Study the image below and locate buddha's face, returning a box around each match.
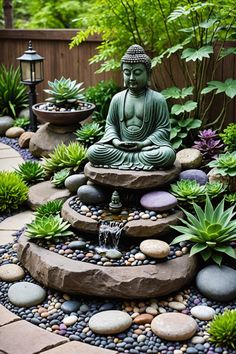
[122,63,149,91]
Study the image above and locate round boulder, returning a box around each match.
[89,310,132,335]
[196,265,236,301]
[8,281,46,307]
[77,184,107,205]
[65,173,88,193]
[176,148,202,169]
[5,126,25,138]
[0,264,25,282]
[140,239,170,259]
[0,116,14,136]
[180,169,208,185]
[140,191,177,211]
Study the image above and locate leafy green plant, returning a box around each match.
[13,117,30,129]
[169,116,201,150]
[51,168,71,188]
[34,200,64,219]
[85,80,119,126]
[171,196,236,266]
[44,77,85,107]
[205,181,227,197]
[75,122,104,147]
[170,179,205,204]
[208,152,236,176]
[225,192,236,205]
[25,215,74,239]
[0,65,28,117]
[207,310,236,349]
[15,161,46,185]
[42,142,87,175]
[0,171,29,212]
[219,123,236,153]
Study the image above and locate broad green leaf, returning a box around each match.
[199,19,219,29]
[190,243,208,256]
[202,79,236,98]
[219,47,236,59]
[166,44,184,58]
[181,46,213,62]
[171,101,197,115]
[161,87,181,99]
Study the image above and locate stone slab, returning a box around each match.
[28,180,71,210]
[0,156,24,171]
[0,230,15,245]
[0,143,11,150]
[42,341,117,354]
[0,320,68,354]
[84,161,181,190]
[0,211,34,231]
[0,149,22,158]
[0,304,20,326]
[17,234,198,299]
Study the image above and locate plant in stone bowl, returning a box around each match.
[75,122,104,147]
[15,161,46,185]
[170,179,205,205]
[51,168,71,188]
[171,196,236,266]
[207,309,236,349]
[42,142,87,175]
[32,77,95,126]
[25,215,74,240]
[34,200,64,219]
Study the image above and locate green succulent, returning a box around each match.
[0,171,29,212]
[34,200,64,219]
[208,152,236,176]
[13,117,30,128]
[219,123,236,153]
[170,179,205,204]
[171,196,236,266]
[25,215,74,239]
[44,77,85,107]
[205,181,227,197]
[225,192,236,205]
[75,122,104,146]
[15,161,46,185]
[207,310,236,349]
[41,142,87,175]
[51,168,71,188]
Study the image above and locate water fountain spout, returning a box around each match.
[98,220,124,251]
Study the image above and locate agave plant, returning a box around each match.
[170,179,205,204]
[25,215,74,239]
[41,142,87,175]
[0,171,28,212]
[44,77,85,107]
[75,122,104,146]
[205,181,227,197]
[207,310,236,349]
[15,161,46,185]
[171,196,236,266]
[208,152,236,176]
[51,168,71,188]
[34,200,64,219]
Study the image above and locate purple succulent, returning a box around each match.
[193,129,224,160]
[198,129,218,140]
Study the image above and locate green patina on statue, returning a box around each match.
[87,44,175,170]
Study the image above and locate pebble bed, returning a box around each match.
[38,102,93,112]
[0,136,37,161]
[0,231,235,354]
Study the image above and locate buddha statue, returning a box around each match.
[87,44,176,171]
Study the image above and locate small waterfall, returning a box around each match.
[98,221,124,250]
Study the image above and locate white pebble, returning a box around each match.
[63,315,78,326]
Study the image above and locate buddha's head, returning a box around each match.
[121,45,151,91]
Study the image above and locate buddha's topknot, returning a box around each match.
[121,44,151,72]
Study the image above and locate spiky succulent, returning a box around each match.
[13,117,30,128]
[25,215,74,239]
[205,181,227,197]
[171,196,236,266]
[0,171,28,212]
[193,129,224,160]
[170,179,205,204]
[75,122,104,146]
[15,161,46,185]
[208,152,236,176]
[44,77,85,107]
[207,310,236,349]
[219,123,236,153]
[41,142,87,175]
[34,200,64,219]
[225,192,236,205]
[51,168,71,188]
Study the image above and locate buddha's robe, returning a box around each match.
[87,88,175,170]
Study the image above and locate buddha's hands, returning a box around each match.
[112,139,150,151]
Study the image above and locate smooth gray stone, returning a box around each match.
[140,190,177,211]
[0,116,14,136]
[61,300,81,313]
[65,174,87,193]
[68,240,87,250]
[77,184,108,205]
[180,169,208,185]
[8,281,46,307]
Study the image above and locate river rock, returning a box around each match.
[190,305,215,320]
[0,264,25,282]
[133,314,154,324]
[88,310,132,334]
[5,127,25,138]
[105,249,122,259]
[8,281,46,307]
[196,265,236,301]
[180,169,208,185]
[176,148,202,169]
[140,239,170,259]
[18,131,35,148]
[61,300,81,314]
[151,313,197,341]
[77,184,108,205]
[168,301,186,311]
[67,240,87,250]
[140,191,177,211]
[0,116,14,136]
[62,315,78,326]
[64,174,88,193]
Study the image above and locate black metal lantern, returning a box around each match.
[17,41,44,131]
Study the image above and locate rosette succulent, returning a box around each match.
[193,129,224,160]
[75,122,104,146]
[170,179,205,204]
[34,200,64,219]
[225,192,236,205]
[205,181,227,197]
[207,310,236,349]
[51,168,71,188]
[208,152,236,176]
[171,196,236,266]
[15,161,46,185]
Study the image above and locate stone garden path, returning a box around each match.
[0,143,117,354]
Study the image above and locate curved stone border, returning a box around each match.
[84,162,181,189]
[17,234,198,299]
[62,197,183,238]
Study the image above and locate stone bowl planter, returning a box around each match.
[32,102,95,126]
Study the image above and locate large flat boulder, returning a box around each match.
[17,234,198,299]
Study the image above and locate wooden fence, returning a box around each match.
[0,29,235,126]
